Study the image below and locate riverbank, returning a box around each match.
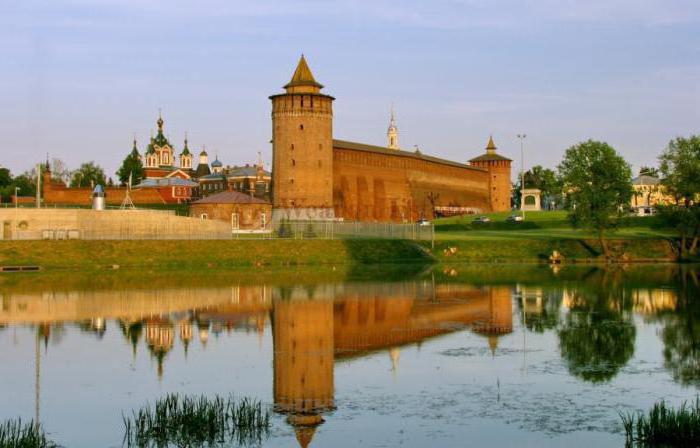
[0,235,679,272]
[429,237,675,263]
[0,239,433,271]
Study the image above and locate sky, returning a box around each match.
[1,0,699,179]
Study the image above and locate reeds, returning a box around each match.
[620,397,700,447]
[122,393,271,447]
[0,419,57,448]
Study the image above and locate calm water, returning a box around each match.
[1,264,699,447]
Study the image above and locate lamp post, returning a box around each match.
[15,187,19,208]
[517,134,527,220]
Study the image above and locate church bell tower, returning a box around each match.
[270,55,335,220]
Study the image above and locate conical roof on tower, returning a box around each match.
[486,135,497,152]
[468,135,512,163]
[284,55,323,89]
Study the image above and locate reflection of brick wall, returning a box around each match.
[332,147,492,221]
[189,203,272,230]
[43,177,165,205]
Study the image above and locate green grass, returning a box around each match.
[123,393,270,447]
[0,419,56,448]
[0,239,433,271]
[435,210,667,233]
[426,237,675,263]
[621,398,700,447]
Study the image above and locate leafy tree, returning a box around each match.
[70,162,106,188]
[657,136,700,258]
[658,135,700,205]
[638,166,659,178]
[514,165,562,209]
[558,140,633,258]
[116,145,144,186]
[0,167,11,188]
[11,174,36,197]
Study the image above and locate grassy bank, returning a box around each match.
[0,239,433,271]
[426,237,675,263]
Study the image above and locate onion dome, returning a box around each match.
[211,157,223,168]
[180,135,191,156]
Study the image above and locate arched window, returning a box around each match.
[524,195,536,205]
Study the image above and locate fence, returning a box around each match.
[258,220,434,245]
[0,209,434,245]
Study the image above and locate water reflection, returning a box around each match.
[1,265,699,446]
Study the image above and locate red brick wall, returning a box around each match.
[332,147,492,222]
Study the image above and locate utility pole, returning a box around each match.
[36,163,41,208]
[517,134,527,220]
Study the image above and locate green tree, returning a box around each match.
[558,140,633,258]
[638,166,659,178]
[515,165,562,209]
[11,174,36,197]
[659,136,700,205]
[0,167,11,187]
[70,162,106,188]
[116,144,144,186]
[657,136,700,258]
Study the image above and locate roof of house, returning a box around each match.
[198,173,226,181]
[227,165,270,178]
[194,163,211,178]
[332,139,487,172]
[136,178,198,188]
[632,174,660,186]
[192,191,270,205]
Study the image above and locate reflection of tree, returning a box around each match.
[558,269,636,383]
[660,267,700,386]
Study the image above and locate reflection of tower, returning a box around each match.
[145,319,174,379]
[272,296,335,448]
[179,319,193,357]
[389,346,400,380]
[473,286,513,354]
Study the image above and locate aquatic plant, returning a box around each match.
[0,419,57,448]
[621,397,700,447]
[122,393,271,447]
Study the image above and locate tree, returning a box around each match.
[558,140,633,258]
[0,168,11,188]
[638,166,659,178]
[515,165,562,210]
[116,146,144,186]
[70,162,106,188]
[657,135,700,258]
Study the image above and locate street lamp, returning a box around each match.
[517,134,527,220]
[14,187,19,208]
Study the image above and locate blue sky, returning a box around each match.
[1,0,698,178]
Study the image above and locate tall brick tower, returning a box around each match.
[469,136,512,212]
[270,55,335,220]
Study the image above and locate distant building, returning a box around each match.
[190,191,272,230]
[631,174,673,213]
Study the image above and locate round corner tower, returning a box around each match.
[270,55,335,220]
[469,136,512,212]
